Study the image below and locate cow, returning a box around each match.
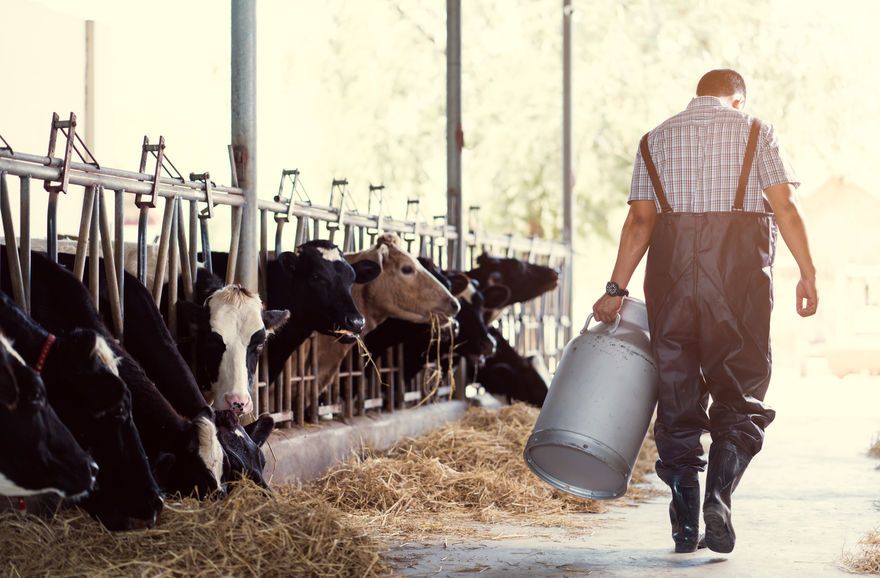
[465,253,558,322]
[10,252,225,501]
[208,239,381,382]
[309,234,460,395]
[365,260,511,382]
[0,332,96,499]
[175,270,289,415]
[0,286,163,531]
[59,255,276,491]
[214,409,274,489]
[473,327,549,407]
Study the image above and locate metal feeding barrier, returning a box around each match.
[0,113,570,429]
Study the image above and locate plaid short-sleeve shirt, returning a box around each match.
[629,96,799,213]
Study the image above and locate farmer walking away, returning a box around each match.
[592,69,819,554]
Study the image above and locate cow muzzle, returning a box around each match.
[222,393,253,416]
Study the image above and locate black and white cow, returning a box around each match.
[213,409,274,489]
[14,252,225,501]
[474,327,549,407]
[0,286,163,531]
[465,253,558,322]
[176,270,289,415]
[0,332,96,499]
[365,259,510,382]
[63,256,276,491]
[209,240,381,381]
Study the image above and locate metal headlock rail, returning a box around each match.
[0,113,570,427]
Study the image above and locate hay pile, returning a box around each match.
[843,530,880,574]
[0,482,386,578]
[869,435,880,458]
[314,404,659,537]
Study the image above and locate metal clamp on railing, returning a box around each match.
[189,172,215,219]
[326,178,352,242]
[402,198,420,248]
[44,112,99,195]
[274,169,306,224]
[0,133,13,154]
[367,183,385,236]
[135,136,166,209]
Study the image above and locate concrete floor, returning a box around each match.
[389,373,880,577]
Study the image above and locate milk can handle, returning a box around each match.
[581,313,621,335]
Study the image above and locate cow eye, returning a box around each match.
[401,265,415,275]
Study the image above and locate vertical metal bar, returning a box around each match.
[88,188,100,308]
[562,0,574,344]
[73,186,97,282]
[168,199,179,338]
[200,217,213,275]
[226,206,242,285]
[46,191,59,263]
[231,0,258,292]
[259,209,268,298]
[85,20,96,151]
[137,206,149,285]
[0,173,26,310]
[188,200,197,280]
[176,205,193,302]
[114,189,124,327]
[446,0,465,273]
[150,197,175,305]
[19,176,30,313]
[99,190,124,338]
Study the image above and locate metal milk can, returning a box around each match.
[524,297,658,500]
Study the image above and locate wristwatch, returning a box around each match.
[605,281,629,297]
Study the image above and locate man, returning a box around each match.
[592,69,817,554]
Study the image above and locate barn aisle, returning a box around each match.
[390,374,880,577]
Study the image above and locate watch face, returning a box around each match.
[606,281,618,295]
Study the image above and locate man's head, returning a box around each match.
[696,69,746,110]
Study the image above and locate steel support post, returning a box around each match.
[231,0,258,291]
[446,0,464,272]
[562,0,574,341]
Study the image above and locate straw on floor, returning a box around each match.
[314,403,659,537]
[0,482,387,578]
[843,529,880,574]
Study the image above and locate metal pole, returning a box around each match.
[85,20,96,151]
[562,0,574,341]
[446,0,464,272]
[231,0,258,291]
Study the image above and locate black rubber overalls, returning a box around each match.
[640,119,777,482]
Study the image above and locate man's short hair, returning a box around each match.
[696,69,746,100]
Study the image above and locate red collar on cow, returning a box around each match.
[35,334,56,375]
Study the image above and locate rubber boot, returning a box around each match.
[668,474,703,553]
[703,442,750,553]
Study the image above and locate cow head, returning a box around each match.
[352,234,460,326]
[47,329,165,531]
[152,408,225,499]
[467,253,557,319]
[181,270,289,416]
[275,240,380,343]
[448,276,511,361]
[214,410,274,490]
[0,334,96,499]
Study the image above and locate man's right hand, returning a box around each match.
[796,276,818,317]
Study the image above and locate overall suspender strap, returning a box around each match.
[732,119,763,211]
[639,133,673,213]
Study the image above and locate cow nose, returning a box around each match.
[223,393,253,416]
[88,460,100,486]
[448,298,461,315]
[345,315,366,334]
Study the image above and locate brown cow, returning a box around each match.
[306,233,460,394]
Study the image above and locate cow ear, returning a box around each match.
[262,309,290,334]
[277,251,299,273]
[448,273,471,297]
[352,260,381,284]
[244,414,274,447]
[476,253,494,267]
[178,300,209,328]
[482,285,511,309]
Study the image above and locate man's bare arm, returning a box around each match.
[764,183,818,317]
[592,201,657,323]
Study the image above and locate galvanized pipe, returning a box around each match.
[19,176,31,313]
[99,190,124,338]
[177,206,193,302]
[188,200,198,284]
[200,216,213,276]
[226,206,242,285]
[168,198,179,338]
[46,191,58,263]
[72,186,97,282]
[151,197,176,305]
[446,0,465,272]
[231,0,258,292]
[562,0,574,343]
[0,173,26,310]
[114,189,124,327]
[88,188,100,308]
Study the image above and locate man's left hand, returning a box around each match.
[592,294,623,324]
